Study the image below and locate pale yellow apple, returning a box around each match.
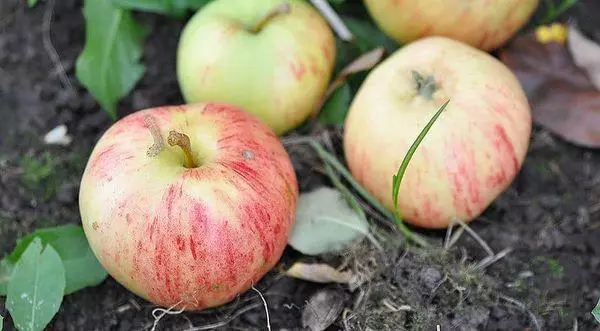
[363,0,540,51]
[343,37,532,229]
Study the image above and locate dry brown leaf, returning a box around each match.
[500,32,600,148]
[311,47,385,118]
[284,262,353,284]
[567,23,600,90]
[301,289,345,331]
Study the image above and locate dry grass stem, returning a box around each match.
[251,285,272,331]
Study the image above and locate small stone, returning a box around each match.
[57,182,78,204]
[419,267,442,290]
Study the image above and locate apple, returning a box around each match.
[363,0,540,51]
[78,103,298,310]
[343,37,532,229]
[176,0,336,135]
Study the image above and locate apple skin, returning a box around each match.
[343,37,532,229]
[363,0,539,51]
[78,103,298,310]
[176,0,336,135]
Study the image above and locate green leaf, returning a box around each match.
[112,0,213,17]
[6,238,66,331]
[75,0,147,119]
[27,0,39,8]
[1,225,107,296]
[0,259,14,295]
[289,186,371,255]
[593,297,600,323]
[342,16,399,53]
[317,83,351,125]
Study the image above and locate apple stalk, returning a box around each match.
[412,71,438,100]
[167,130,198,168]
[250,2,291,33]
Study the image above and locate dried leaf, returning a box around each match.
[567,23,600,90]
[312,47,385,118]
[302,289,345,331]
[285,262,352,284]
[500,32,600,148]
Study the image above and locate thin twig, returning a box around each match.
[499,294,541,331]
[184,303,263,331]
[475,248,513,270]
[454,218,494,256]
[42,0,76,95]
[309,0,353,41]
[251,285,271,331]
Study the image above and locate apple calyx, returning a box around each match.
[167,130,198,168]
[411,70,438,100]
[249,2,291,33]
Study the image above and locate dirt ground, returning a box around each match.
[1,0,600,330]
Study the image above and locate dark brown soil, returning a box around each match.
[1,0,599,330]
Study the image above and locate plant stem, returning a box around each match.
[308,140,430,247]
[249,2,291,33]
[167,130,197,168]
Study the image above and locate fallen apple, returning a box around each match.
[78,103,298,310]
[176,0,336,135]
[362,0,540,51]
[343,36,532,229]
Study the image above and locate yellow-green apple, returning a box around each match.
[78,103,298,310]
[176,0,336,135]
[343,37,531,229]
[363,0,540,51]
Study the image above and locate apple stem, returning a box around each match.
[167,130,197,168]
[412,70,438,100]
[249,2,291,33]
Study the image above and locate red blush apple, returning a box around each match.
[363,0,540,51]
[78,103,298,310]
[343,36,532,229]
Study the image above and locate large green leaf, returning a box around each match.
[0,225,107,296]
[6,238,65,331]
[289,186,370,255]
[75,0,147,119]
[112,0,213,17]
[317,83,351,125]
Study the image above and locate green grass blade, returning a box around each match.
[308,140,430,247]
[392,99,450,213]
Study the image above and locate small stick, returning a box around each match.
[43,0,76,95]
[309,0,353,41]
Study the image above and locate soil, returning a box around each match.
[1,0,599,330]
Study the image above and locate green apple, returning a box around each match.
[176,0,336,135]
